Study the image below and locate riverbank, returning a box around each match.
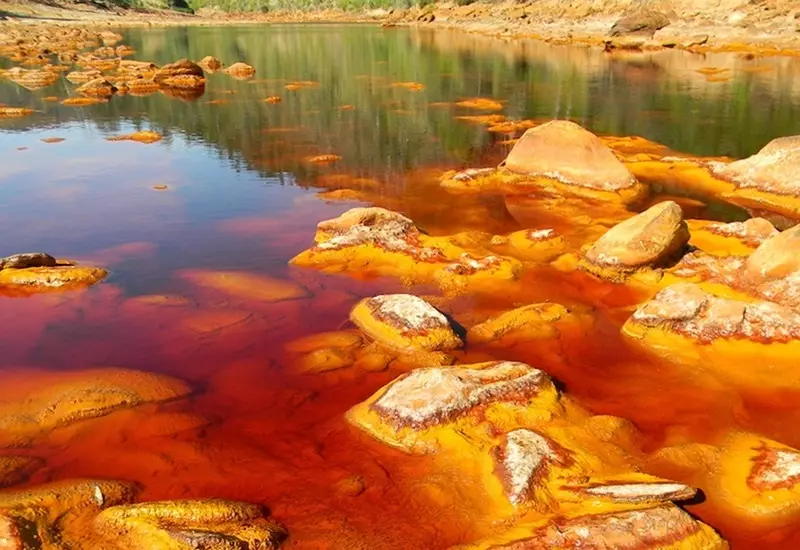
[1,0,800,57]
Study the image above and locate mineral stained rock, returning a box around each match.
[0,252,106,293]
[0,367,191,446]
[350,294,463,352]
[580,201,690,281]
[459,505,726,549]
[291,207,521,292]
[0,479,140,548]
[346,361,559,453]
[95,499,287,550]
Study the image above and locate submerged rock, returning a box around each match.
[0,479,140,548]
[468,303,569,344]
[0,367,191,446]
[180,270,309,303]
[350,294,463,352]
[580,201,689,281]
[713,432,800,526]
[500,120,638,193]
[94,499,287,550]
[0,456,42,489]
[463,505,725,549]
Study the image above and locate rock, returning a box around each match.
[624,283,800,344]
[500,121,638,192]
[465,505,726,549]
[468,303,569,344]
[94,499,287,550]
[503,228,566,262]
[224,61,256,79]
[0,456,42,489]
[76,78,117,97]
[711,136,800,197]
[744,224,800,283]
[580,201,689,281]
[118,60,157,74]
[609,10,671,38]
[347,361,556,452]
[160,75,206,89]
[0,367,191,446]
[0,263,107,294]
[0,479,139,548]
[291,208,521,291]
[333,475,366,497]
[494,429,567,505]
[712,432,800,525]
[5,67,59,90]
[106,130,163,144]
[702,218,778,249]
[153,59,204,83]
[350,294,463,352]
[563,478,695,504]
[0,252,56,270]
[180,270,309,303]
[198,55,224,71]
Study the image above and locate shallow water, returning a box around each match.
[3,23,800,549]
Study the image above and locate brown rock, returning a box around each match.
[0,367,191,446]
[609,10,672,38]
[94,499,287,550]
[224,61,256,79]
[581,201,689,279]
[161,75,206,89]
[473,505,724,549]
[706,218,778,248]
[198,55,224,71]
[744,225,800,283]
[76,78,117,97]
[153,59,204,83]
[494,429,567,505]
[350,294,463,352]
[500,121,637,191]
[626,283,800,343]
[0,252,56,270]
[369,361,552,430]
[711,136,800,196]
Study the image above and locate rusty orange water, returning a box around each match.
[3,24,800,549]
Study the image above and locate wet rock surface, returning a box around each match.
[580,201,690,281]
[500,120,638,192]
[625,283,800,344]
[0,367,191,446]
[95,499,287,550]
[350,294,463,352]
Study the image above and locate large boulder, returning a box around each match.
[153,59,204,83]
[500,121,638,192]
[609,9,671,37]
[625,283,800,344]
[712,136,800,197]
[349,294,463,352]
[580,201,690,281]
[346,361,558,453]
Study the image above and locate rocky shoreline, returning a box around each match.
[2,0,800,58]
